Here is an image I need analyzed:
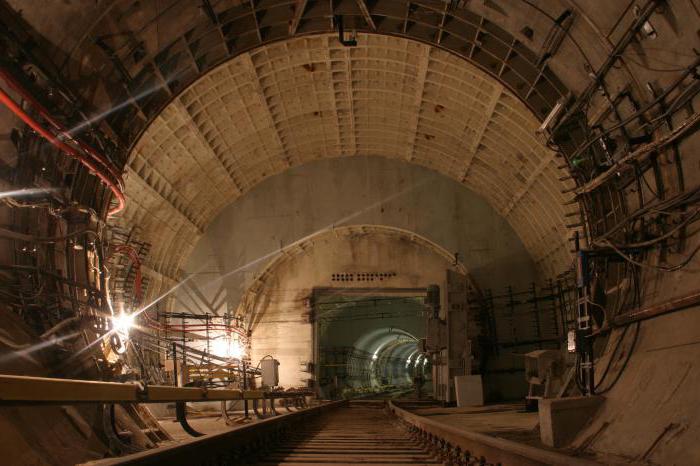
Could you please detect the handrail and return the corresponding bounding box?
[0,374,310,405]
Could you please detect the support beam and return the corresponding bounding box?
[355,0,377,31]
[405,45,430,162]
[502,151,557,216]
[174,101,243,195]
[288,0,308,35]
[249,0,263,43]
[0,374,309,405]
[125,166,204,234]
[343,47,358,155]
[241,54,292,166]
[435,1,449,45]
[612,289,700,327]
[461,85,502,181]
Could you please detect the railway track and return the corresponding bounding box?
[251,402,440,465]
[86,400,603,466]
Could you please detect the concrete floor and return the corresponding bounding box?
[406,403,642,465]
[409,403,541,445]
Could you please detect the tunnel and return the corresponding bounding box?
[0,1,699,464]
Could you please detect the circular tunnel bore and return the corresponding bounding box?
[314,293,430,398]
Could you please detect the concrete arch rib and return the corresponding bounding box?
[232,223,464,387]
[238,224,469,329]
[115,33,577,301]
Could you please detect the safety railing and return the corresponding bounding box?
[0,374,309,404]
[0,374,313,438]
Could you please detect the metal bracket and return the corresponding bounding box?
[176,401,204,437]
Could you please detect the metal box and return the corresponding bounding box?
[260,358,280,387]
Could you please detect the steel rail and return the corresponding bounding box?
[387,401,603,466]
[80,400,348,466]
[0,374,309,405]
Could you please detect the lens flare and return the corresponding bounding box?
[112,312,135,338]
[0,188,59,199]
[210,336,244,360]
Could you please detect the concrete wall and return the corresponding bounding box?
[180,156,536,311]
[245,226,458,387]
[178,157,537,388]
[570,305,700,464]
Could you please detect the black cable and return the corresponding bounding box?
[574,353,588,394]
[562,59,699,162]
[595,321,641,394]
[514,0,595,69]
[603,240,700,272]
[593,323,630,389]
[593,187,700,246]
[620,53,694,73]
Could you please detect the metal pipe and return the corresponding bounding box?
[0,374,310,405]
[243,360,249,418]
[612,289,700,327]
[172,342,178,387]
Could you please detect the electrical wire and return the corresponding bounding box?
[600,239,700,272]
[620,53,695,73]
[593,207,700,250]
[566,59,699,168]
[0,83,125,216]
[595,321,641,394]
[0,70,124,187]
[594,187,700,244]
[0,226,96,243]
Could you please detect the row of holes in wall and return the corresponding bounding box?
[331,272,398,282]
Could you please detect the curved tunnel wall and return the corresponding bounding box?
[186,225,458,387]
[1,2,699,464]
[179,156,537,317]
[115,33,577,301]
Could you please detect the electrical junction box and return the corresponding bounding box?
[260,358,280,387]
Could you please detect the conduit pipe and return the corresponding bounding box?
[612,289,700,327]
[0,83,125,216]
[577,112,700,195]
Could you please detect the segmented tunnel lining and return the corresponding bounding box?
[253,402,441,465]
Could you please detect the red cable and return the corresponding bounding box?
[0,86,125,216]
[0,70,125,191]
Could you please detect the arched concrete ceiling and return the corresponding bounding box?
[240,224,469,326]
[116,33,578,285]
[354,327,418,357]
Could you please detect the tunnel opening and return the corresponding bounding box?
[312,289,429,399]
